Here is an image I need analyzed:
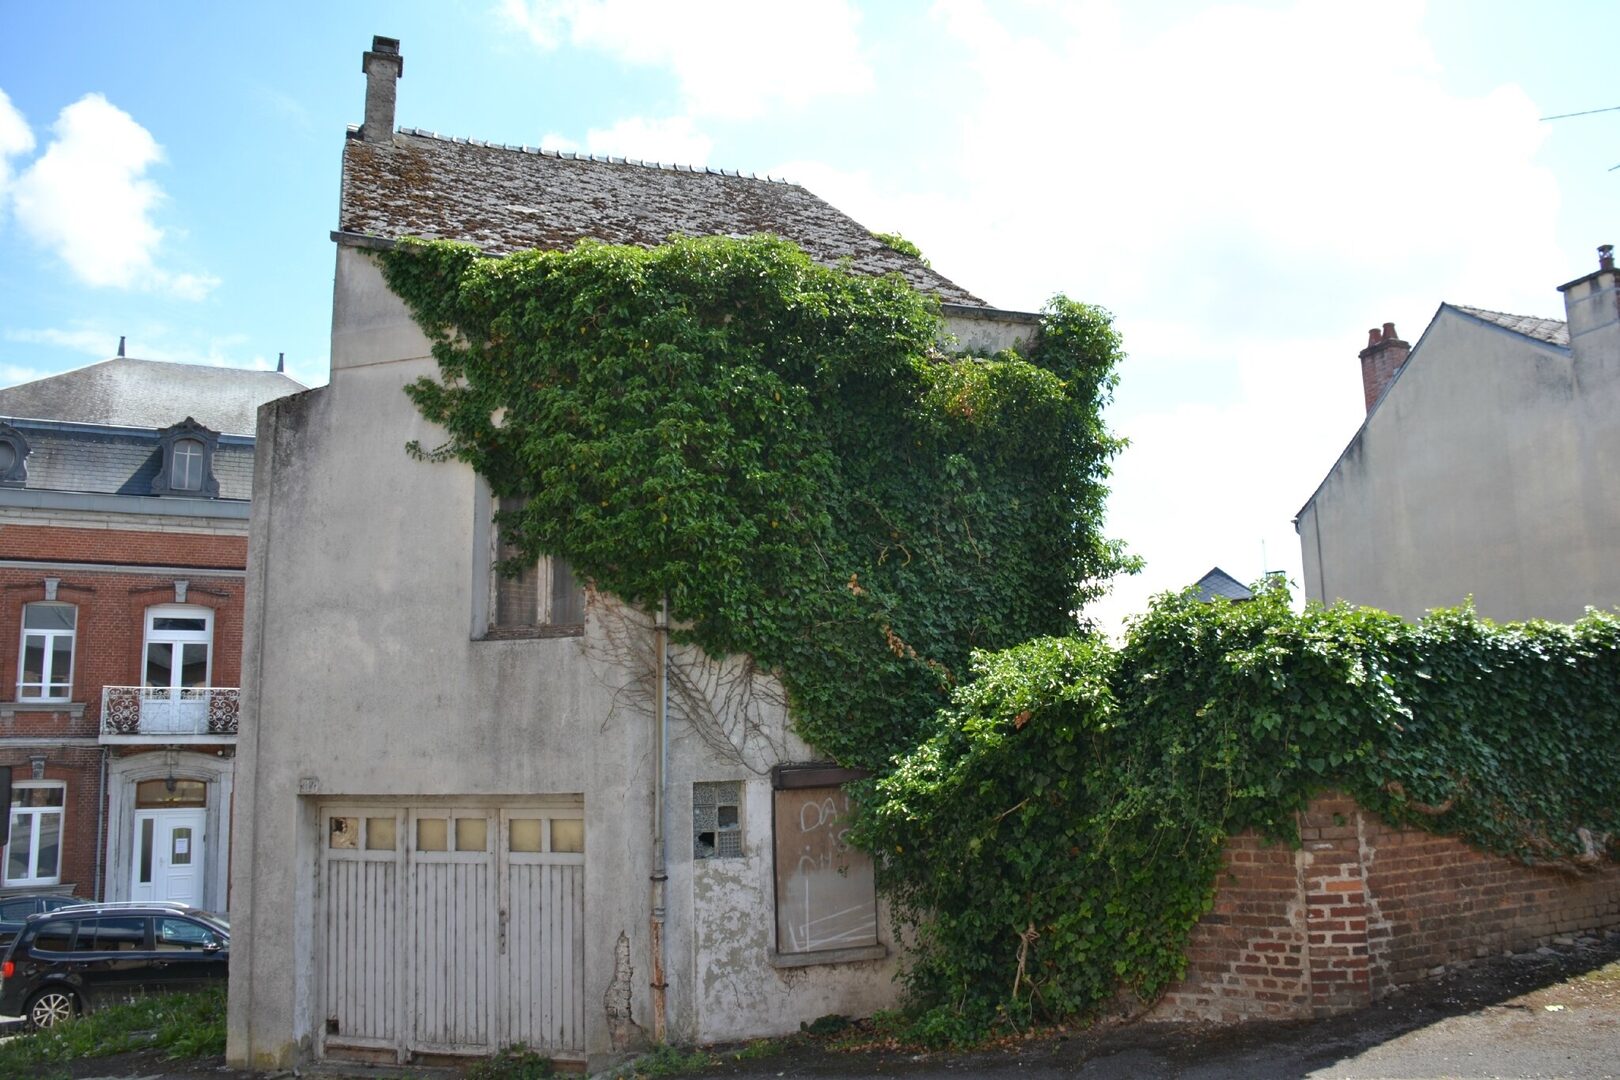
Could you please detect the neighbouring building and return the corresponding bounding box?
[227,37,1039,1072]
[1295,246,1620,622]
[0,350,302,911]
[1190,566,1253,603]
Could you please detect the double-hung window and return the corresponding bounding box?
[18,602,75,702]
[489,495,586,635]
[6,782,65,886]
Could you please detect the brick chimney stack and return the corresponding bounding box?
[1358,321,1409,413]
[360,36,403,145]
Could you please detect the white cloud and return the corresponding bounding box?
[5,325,260,368]
[501,0,872,120]
[9,93,217,299]
[546,115,715,166]
[0,88,35,210]
[788,0,1564,631]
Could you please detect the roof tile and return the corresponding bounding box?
[339,130,986,306]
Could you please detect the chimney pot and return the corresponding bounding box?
[1600,244,1615,272]
[360,36,404,145]
[1358,320,1410,414]
[117,335,125,358]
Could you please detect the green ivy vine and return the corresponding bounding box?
[379,233,1133,769]
[858,583,1620,1043]
[379,233,1618,1048]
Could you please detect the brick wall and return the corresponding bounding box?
[1155,791,1620,1022]
[0,520,246,896]
[0,524,246,571]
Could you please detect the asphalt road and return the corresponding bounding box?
[701,931,1620,1080]
[15,931,1620,1078]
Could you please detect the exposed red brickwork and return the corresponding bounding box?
[1358,323,1410,413]
[0,521,246,897]
[0,748,102,899]
[0,525,246,570]
[1155,791,1620,1022]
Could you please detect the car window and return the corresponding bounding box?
[0,899,34,920]
[40,897,76,912]
[156,917,217,951]
[71,919,100,952]
[31,920,74,953]
[95,916,148,952]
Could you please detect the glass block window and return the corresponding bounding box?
[693,781,743,859]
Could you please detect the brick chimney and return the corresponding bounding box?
[1557,244,1619,367]
[360,36,403,145]
[1358,321,1409,413]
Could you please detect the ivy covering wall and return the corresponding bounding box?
[380,234,1133,769]
[381,235,1619,1046]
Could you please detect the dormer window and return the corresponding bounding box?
[152,418,220,498]
[0,423,29,488]
[171,438,205,491]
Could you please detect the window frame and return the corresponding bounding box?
[5,780,66,887]
[485,495,587,639]
[17,601,76,703]
[151,418,220,498]
[142,604,214,691]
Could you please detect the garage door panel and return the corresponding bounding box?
[322,802,584,1063]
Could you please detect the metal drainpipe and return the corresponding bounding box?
[93,746,109,899]
[650,594,670,1042]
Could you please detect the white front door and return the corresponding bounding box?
[131,808,206,904]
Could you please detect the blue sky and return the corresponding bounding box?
[1,1,1615,626]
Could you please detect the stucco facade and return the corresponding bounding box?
[229,245,1041,1070]
[1297,254,1620,623]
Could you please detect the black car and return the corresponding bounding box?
[0,894,80,948]
[0,901,228,1028]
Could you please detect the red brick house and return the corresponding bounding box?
[0,351,301,910]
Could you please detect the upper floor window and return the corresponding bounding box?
[489,495,586,636]
[6,782,65,887]
[18,602,75,702]
[144,605,213,691]
[171,438,205,491]
[0,422,30,488]
[151,418,220,498]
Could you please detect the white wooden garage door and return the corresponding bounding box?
[319,802,585,1064]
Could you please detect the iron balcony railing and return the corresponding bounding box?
[99,686,240,743]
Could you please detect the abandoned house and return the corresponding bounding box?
[225,37,1039,1071]
[1296,246,1620,622]
[0,351,301,913]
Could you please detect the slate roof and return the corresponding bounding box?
[338,129,987,306]
[1451,305,1570,348]
[1191,566,1253,603]
[10,424,256,502]
[0,357,306,436]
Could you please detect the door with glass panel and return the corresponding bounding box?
[131,808,205,905]
[142,606,213,734]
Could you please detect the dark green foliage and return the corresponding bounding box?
[860,583,1620,1044]
[467,1043,557,1079]
[0,989,226,1080]
[381,234,1131,769]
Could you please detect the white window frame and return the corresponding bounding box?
[5,780,65,886]
[17,601,76,703]
[142,604,214,691]
[171,437,205,491]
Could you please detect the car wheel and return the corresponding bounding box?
[27,987,78,1029]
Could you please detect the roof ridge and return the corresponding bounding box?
[392,126,791,185]
[1451,302,1566,326]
